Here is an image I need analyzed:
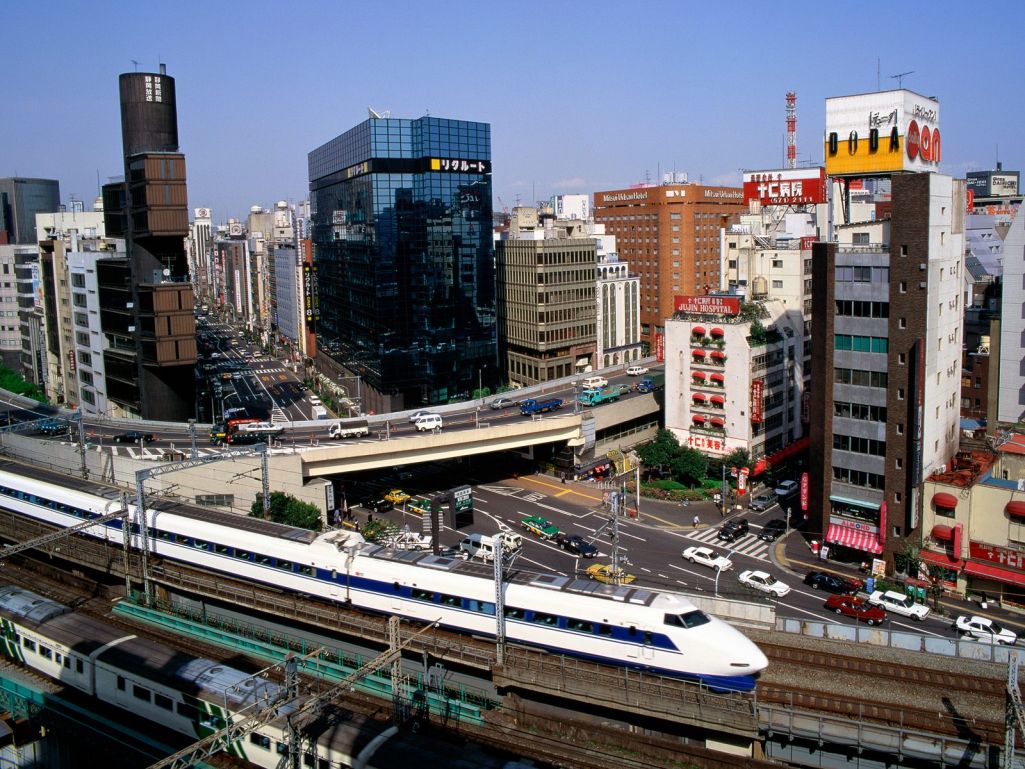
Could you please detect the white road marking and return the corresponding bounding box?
[478,485,521,495]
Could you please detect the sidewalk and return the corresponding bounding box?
[771,527,1025,632]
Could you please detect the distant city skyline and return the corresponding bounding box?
[5,1,1021,222]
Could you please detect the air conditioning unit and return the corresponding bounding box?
[937,464,947,474]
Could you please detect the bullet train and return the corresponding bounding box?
[0,584,531,769]
[0,464,767,691]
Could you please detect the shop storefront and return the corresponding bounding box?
[964,541,1025,608]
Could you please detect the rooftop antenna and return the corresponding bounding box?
[131,59,139,72]
[890,70,914,89]
[367,106,391,119]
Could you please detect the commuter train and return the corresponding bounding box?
[0,585,527,769]
[0,464,767,691]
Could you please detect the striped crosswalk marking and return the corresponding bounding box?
[683,526,769,561]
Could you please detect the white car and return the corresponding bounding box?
[867,590,931,620]
[408,409,435,424]
[682,546,733,571]
[381,531,433,551]
[626,365,649,376]
[738,570,791,597]
[954,615,1017,645]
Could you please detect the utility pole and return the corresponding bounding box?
[493,538,506,666]
[610,487,623,585]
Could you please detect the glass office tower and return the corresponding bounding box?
[308,116,495,411]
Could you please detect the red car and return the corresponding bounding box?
[824,594,886,626]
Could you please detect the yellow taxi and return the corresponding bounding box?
[383,489,411,505]
[585,564,636,585]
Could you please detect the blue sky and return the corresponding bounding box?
[4,2,1020,222]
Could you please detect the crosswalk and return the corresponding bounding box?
[270,407,289,424]
[683,525,770,561]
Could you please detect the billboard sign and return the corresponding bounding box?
[743,168,826,206]
[969,541,1025,573]
[800,472,809,511]
[825,90,940,176]
[655,332,665,363]
[674,295,741,316]
[751,379,764,424]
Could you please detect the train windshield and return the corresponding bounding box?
[664,610,710,629]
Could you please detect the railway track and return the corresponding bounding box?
[759,639,1005,697]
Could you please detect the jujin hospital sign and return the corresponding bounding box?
[674,295,741,316]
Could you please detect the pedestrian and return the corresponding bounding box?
[693,514,700,528]
[333,508,341,527]
[560,472,566,484]
[367,513,374,525]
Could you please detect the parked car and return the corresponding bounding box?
[717,518,750,542]
[803,571,861,595]
[954,615,1018,644]
[738,570,791,597]
[758,519,788,542]
[585,564,636,585]
[114,431,156,444]
[867,590,930,620]
[682,546,733,571]
[359,496,394,514]
[749,493,777,512]
[383,489,410,504]
[825,595,886,626]
[490,397,519,410]
[773,479,799,499]
[520,516,560,540]
[625,365,649,376]
[554,533,599,558]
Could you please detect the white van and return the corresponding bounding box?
[867,590,931,620]
[582,375,608,389]
[414,413,443,432]
[459,531,523,562]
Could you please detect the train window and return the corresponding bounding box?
[298,565,313,576]
[116,675,126,691]
[154,693,173,711]
[158,530,173,540]
[567,618,593,633]
[177,702,198,721]
[644,631,654,644]
[236,550,251,560]
[215,544,230,555]
[76,659,83,673]
[319,759,330,769]
[532,612,558,626]
[411,589,433,601]
[466,599,496,615]
[330,569,337,580]
[440,594,461,607]
[250,734,271,749]
[504,607,526,620]
[276,742,288,756]
[193,540,209,550]
[256,554,272,565]
[679,611,710,629]
[23,639,35,652]
[664,614,683,627]
[304,753,315,767]
[174,535,190,545]
[628,626,637,636]
[276,560,292,571]
[199,714,224,730]
[133,685,150,702]
[55,652,62,665]
[39,645,52,660]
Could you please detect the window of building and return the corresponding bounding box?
[71,273,86,288]
[899,280,907,293]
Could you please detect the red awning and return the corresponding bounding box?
[692,326,706,336]
[711,350,726,359]
[752,458,767,476]
[692,349,706,357]
[825,523,883,554]
[710,372,725,383]
[931,524,954,541]
[692,415,706,424]
[920,549,964,569]
[964,560,1025,587]
[1007,501,1025,519]
[933,492,958,510]
[765,436,810,465]
[710,327,725,337]
[692,371,706,380]
[710,417,725,427]
[710,394,725,405]
[692,393,706,402]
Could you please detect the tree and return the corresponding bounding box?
[670,446,707,487]
[637,430,680,478]
[250,491,323,531]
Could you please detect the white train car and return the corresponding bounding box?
[0,465,767,691]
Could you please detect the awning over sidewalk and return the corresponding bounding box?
[919,549,963,569]
[964,560,1025,587]
[826,523,883,554]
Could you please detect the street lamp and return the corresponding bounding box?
[572,381,580,414]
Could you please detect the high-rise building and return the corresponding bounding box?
[99,67,197,420]
[0,178,60,245]
[592,183,746,355]
[308,115,495,411]
[188,207,213,305]
[809,89,964,570]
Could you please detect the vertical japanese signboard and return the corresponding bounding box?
[751,379,764,424]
